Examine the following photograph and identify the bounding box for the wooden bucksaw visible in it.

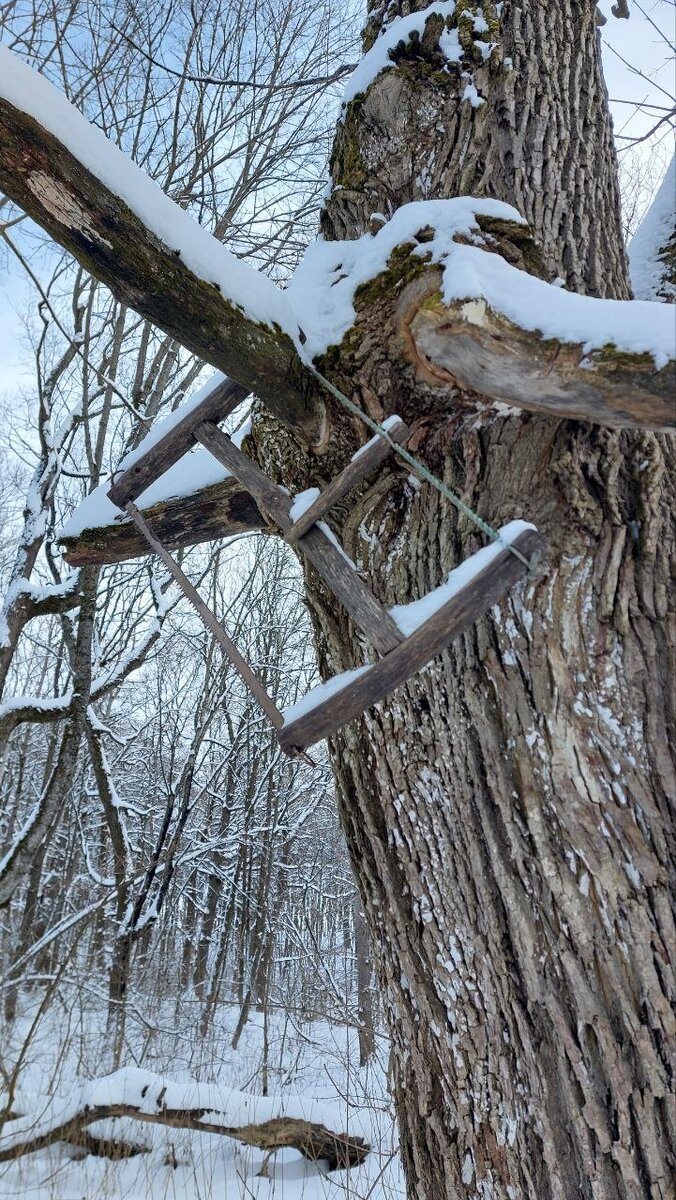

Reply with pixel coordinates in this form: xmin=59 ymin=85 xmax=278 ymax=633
xmin=108 ymin=378 xmax=545 ymax=754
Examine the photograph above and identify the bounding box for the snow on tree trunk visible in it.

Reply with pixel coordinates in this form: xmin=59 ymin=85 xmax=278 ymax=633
xmin=323 ymin=0 xmax=631 ymax=299
xmin=257 ymin=3 xmax=674 ymax=1197
xmin=628 ymin=154 xmax=676 ymax=303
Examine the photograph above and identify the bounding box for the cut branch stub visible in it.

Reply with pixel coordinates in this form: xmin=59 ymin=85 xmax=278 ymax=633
xmin=397 ymin=273 xmax=675 ymax=432
xmin=0 ymin=95 xmax=324 ymax=445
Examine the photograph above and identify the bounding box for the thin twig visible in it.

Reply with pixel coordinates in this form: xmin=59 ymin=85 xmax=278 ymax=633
xmin=633 ymin=0 xmax=676 ymax=51
xmin=603 ymin=39 xmax=676 ymax=103
xmin=615 ymin=108 xmax=676 ymax=144
xmin=111 ymin=26 xmax=355 ymax=92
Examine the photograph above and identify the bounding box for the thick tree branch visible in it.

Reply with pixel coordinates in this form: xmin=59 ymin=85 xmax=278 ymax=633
xmin=0 ymin=1073 xmax=369 ymax=1171
xmin=0 ymin=69 xmax=324 ymax=445
xmin=0 ymin=50 xmax=670 ymax=584
xmin=400 ymin=273 xmax=675 ymax=432
xmin=61 ymin=476 xmax=265 ymax=566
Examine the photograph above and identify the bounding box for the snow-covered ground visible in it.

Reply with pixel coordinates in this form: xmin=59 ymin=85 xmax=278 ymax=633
xmin=0 ymin=995 xmax=401 ymax=1199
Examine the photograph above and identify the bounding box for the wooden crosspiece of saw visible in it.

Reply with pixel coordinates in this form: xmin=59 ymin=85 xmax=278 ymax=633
xmin=107 ymin=378 xmax=546 ymax=754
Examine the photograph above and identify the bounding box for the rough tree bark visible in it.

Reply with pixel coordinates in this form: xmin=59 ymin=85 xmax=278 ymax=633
xmin=253 ymin=3 xmax=674 ymax=1197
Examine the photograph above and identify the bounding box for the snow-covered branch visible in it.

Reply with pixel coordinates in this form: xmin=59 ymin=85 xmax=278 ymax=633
xmin=0 ymin=580 xmax=171 ymax=743
xmin=0 ymin=1068 xmax=369 ymax=1170
xmin=0 ymin=693 xmax=71 ymax=740
xmin=0 ymin=49 xmax=670 ymax=513
xmin=60 ymin=471 xmax=265 ymax=566
xmin=292 ymin=198 xmax=675 ymax=432
xmin=0 ymin=574 xmax=80 ymax=644
xmin=0 ymin=48 xmax=324 ymax=445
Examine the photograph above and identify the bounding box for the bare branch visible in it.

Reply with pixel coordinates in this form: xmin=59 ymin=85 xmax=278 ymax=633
xmin=633 ymin=1 xmax=674 ymax=49
xmin=111 ymin=25 xmax=356 ymax=92
xmin=603 ymin=40 xmax=676 ymax=105
xmin=615 ymin=108 xmax=676 ymax=147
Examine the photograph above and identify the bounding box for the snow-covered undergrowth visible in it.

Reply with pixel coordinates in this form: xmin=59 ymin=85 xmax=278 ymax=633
xmin=0 ymin=993 xmax=401 ymax=1199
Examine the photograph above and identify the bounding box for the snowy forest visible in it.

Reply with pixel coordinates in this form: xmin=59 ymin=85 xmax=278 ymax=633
xmin=0 ymin=1 xmax=674 ymax=1198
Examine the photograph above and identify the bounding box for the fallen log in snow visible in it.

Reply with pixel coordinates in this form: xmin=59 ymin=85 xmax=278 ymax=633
xmin=65 ymin=1128 xmax=149 ymax=1160
xmin=0 ymin=1069 xmax=369 ymax=1171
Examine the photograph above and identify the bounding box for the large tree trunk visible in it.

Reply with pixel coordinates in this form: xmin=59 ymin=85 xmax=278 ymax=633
xmin=257 ymin=3 xmax=674 ymax=1196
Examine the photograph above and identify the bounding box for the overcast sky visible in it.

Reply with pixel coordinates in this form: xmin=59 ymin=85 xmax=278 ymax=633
xmin=0 ymin=2 xmax=674 ymax=403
